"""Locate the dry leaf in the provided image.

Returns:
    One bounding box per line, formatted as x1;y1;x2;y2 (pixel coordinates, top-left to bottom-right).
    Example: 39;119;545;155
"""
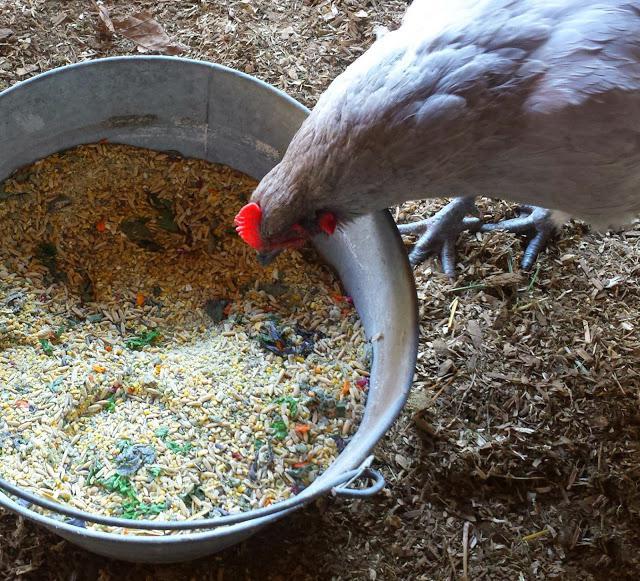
483;271;525;288
92;1;115;39
385;514;402;529
112;11;185;55
394;453;412;471
432;338;450;357
0;28;13;40
589;416;609;429
406;388;432;412
467;319;483;349
237;0;257;15
16;64;39;77
413;414;438;437
437;358;454;377
319;3;339;21
52;13;69;26
575;347;593;363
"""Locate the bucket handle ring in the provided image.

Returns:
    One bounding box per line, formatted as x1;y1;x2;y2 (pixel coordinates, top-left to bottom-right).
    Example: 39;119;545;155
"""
330;455;385;498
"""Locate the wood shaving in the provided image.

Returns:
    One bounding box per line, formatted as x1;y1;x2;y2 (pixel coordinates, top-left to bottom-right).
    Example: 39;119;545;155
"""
1;0;639;578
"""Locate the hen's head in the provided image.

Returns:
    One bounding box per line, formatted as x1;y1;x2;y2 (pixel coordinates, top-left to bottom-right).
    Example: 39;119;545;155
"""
234;164;338;266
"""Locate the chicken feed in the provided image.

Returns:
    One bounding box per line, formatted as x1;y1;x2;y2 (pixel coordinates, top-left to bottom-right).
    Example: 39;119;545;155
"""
0;143;370;533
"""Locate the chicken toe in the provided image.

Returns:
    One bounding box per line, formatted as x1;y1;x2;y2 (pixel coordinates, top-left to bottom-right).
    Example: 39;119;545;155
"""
398;197;482;277
479;205;557;271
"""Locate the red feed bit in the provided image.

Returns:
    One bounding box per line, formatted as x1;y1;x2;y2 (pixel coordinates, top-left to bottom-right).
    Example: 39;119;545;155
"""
234;202;264;249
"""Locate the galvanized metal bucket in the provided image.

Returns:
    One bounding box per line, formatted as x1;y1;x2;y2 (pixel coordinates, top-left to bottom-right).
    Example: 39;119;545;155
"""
0;56;418;563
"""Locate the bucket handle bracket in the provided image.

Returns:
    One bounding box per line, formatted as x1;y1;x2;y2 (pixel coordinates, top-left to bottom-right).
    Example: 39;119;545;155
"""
331;455;385;499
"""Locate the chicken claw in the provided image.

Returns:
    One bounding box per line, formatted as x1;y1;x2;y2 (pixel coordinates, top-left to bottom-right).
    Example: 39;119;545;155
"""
479;205;556;271
398;197;481;277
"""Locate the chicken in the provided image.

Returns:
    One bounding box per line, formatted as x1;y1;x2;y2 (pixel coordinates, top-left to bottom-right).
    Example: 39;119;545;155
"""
235;0;640;275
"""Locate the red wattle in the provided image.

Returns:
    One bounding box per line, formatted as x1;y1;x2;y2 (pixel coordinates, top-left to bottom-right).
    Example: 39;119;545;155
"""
318;211;337;235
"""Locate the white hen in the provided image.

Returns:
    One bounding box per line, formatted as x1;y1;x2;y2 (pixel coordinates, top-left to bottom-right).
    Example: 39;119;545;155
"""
238;0;640;273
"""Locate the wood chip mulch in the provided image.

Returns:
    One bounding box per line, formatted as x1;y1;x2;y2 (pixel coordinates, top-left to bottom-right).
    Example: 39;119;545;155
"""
1;1;640;579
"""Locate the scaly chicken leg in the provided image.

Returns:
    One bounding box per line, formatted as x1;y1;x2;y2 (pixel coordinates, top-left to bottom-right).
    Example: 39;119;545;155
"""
399;197;557;276
479;204;557;271
397;197;481;274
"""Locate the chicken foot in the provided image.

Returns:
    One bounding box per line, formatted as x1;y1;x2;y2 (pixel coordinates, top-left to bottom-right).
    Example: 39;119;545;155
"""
397;197;482;276
398;198;556;276
479;204;557;271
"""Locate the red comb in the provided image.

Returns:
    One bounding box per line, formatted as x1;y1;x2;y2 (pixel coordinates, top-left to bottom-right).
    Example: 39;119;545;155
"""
234;202;264;249
318;211;337;235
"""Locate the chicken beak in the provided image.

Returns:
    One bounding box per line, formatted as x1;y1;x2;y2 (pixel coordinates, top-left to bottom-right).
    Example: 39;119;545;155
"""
257;249;282;267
